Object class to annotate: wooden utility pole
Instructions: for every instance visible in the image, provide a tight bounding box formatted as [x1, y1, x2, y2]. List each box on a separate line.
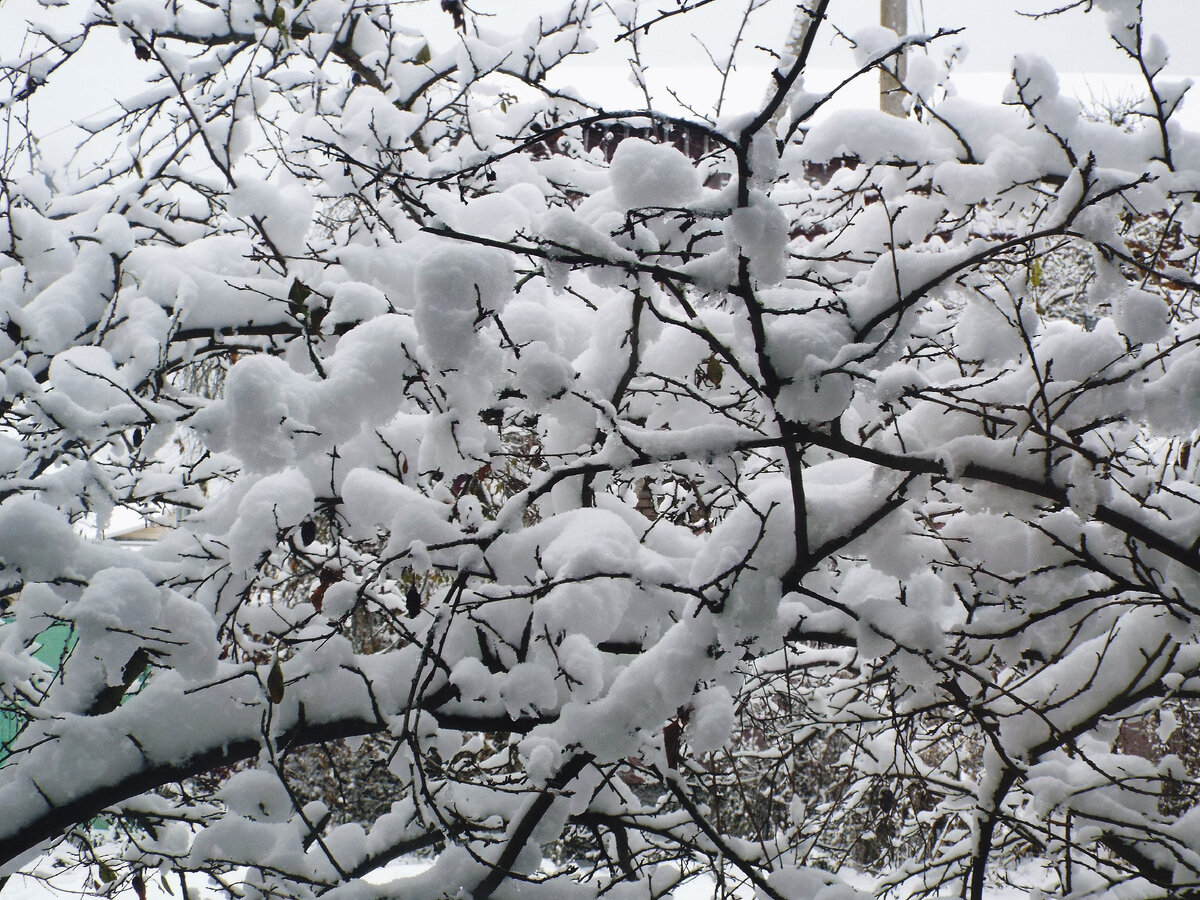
[880, 0, 907, 117]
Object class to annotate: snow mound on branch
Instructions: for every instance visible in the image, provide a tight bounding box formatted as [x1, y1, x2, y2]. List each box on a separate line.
[45, 346, 138, 428]
[454, 184, 546, 241]
[850, 26, 901, 66]
[414, 243, 514, 368]
[328, 281, 389, 327]
[800, 109, 951, 165]
[0, 497, 89, 582]
[728, 196, 789, 286]
[217, 769, 294, 822]
[610, 137, 702, 210]
[227, 175, 313, 256]
[1114, 287, 1170, 344]
[1006, 55, 1080, 137]
[226, 468, 316, 572]
[768, 865, 871, 900]
[765, 308, 854, 423]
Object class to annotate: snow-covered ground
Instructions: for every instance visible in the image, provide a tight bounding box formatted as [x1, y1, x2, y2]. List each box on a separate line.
[2, 857, 1043, 899]
[4, 859, 732, 900]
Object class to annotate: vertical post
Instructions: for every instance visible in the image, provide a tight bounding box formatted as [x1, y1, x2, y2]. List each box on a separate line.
[880, 0, 907, 117]
[771, 3, 817, 127]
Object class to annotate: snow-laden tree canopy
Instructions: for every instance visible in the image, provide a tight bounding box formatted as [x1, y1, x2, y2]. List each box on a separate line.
[4, 0, 1200, 897]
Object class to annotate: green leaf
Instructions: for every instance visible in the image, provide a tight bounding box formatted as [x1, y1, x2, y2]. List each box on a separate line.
[414, 43, 431, 65]
[98, 862, 118, 884]
[288, 279, 313, 321]
[288, 278, 311, 306]
[270, 3, 290, 42]
[161, 874, 175, 895]
[267, 655, 285, 704]
[1029, 258, 1043, 288]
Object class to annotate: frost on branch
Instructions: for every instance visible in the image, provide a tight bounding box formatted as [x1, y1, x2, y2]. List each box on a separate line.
[4, 1, 1200, 898]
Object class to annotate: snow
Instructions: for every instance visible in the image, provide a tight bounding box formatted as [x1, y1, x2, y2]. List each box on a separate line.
[728, 196, 789, 286]
[610, 138, 703, 210]
[413, 243, 514, 369]
[1114, 286, 1171, 343]
[327, 281, 389, 328]
[224, 468, 316, 571]
[6, 0, 1200, 897]
[226, 175, 314, 256]
[1, 857, 1048, 900]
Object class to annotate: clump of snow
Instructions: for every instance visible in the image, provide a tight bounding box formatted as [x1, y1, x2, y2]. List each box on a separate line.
[328, 281, 389, 327]
[609, 138, 702, 209]
[953, 296, 1025, 364]
[226, 175, 313, 256]
[0, 497, 85, 582]
[218, 769, 293, 822]
[225, 468, 316, 572]
[850, 26, 901, 67]
[728, 195, 789, 286]
[765, 310, 853, 422]
[413, 243, 513, 369]
[1114, 287, 1170, 343]
[800, 108, 949, 165]
[932, 160, 1001, 207]
[686, 685, 734, 753]
[514, 341, 575, 404]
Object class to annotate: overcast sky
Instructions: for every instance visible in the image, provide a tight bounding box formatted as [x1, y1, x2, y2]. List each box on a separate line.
[411, 0, 1200, 74]
[3, 0, 1198, 162]
[540, 0, 1200, 123]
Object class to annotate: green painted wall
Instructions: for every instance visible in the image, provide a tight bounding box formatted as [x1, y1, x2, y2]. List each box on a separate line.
[0, 622, 73, 760]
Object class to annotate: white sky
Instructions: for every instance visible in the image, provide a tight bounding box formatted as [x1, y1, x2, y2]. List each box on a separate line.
[2, 0, 1198, 162]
